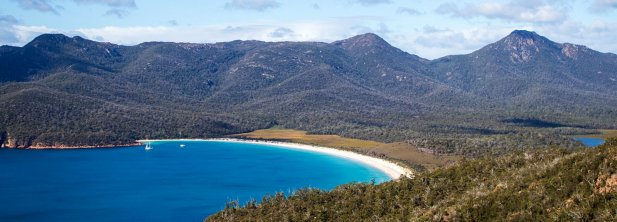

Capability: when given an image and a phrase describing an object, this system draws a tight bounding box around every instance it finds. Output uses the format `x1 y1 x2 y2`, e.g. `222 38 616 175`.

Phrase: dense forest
206 138 617 221
1 30 616 156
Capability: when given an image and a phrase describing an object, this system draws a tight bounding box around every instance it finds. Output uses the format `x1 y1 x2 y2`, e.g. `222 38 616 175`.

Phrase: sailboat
145 143 153 151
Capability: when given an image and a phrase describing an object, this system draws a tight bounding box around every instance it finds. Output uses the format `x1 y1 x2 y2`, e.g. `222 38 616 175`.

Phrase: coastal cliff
2 134 20 148
0 131 139 149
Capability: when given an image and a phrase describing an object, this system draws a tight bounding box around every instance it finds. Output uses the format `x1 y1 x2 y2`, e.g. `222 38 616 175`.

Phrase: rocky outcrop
0 131 5 148
0 133 32 148
5 136 16 148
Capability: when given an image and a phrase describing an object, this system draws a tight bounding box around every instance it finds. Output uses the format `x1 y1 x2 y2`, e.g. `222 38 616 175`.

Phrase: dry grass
575 129 617 139
233 129 460 170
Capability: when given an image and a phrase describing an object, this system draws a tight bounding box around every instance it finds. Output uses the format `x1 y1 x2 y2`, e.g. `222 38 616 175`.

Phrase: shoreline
23 143 142 149
138 138 413 180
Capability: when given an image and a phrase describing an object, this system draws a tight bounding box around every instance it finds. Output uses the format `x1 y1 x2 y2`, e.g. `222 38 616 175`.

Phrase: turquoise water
574 137 605 147
0 141 389 222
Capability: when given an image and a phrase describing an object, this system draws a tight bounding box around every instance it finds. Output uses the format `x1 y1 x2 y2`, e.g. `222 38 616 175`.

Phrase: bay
0 141 389 222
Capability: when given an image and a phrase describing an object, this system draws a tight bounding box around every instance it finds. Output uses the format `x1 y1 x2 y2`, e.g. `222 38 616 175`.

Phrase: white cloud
10 0 59 14
0 14 61 46
13 25 58 43
224 0 280 11
436 1 567 23
531 20 617 55
269 27 294 38
397 7 421 15
350 0 391 6
70 17 393 45
434 2 458 15
0 15 19 24
413 27 516 53
76 26 177 44
591 0 617 12
422 25 448 34
104 9 130 18
73 0 136 8
350 22 391 37
9 0 136 17
0 15 21 45
64 19 506 59
73 25 303 45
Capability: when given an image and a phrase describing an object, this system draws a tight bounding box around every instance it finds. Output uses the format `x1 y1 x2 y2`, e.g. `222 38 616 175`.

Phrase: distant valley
1 30 616 156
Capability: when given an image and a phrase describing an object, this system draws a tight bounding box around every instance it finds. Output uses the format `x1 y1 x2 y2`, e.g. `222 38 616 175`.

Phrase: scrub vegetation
206 138 617 221
234 128 460 170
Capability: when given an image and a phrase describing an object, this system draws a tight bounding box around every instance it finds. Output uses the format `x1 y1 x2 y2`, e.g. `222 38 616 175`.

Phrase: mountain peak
486 30 559 63
25 33 86 49
508 30 539 39
332 33 391 50
27 33 71 45
348 33 385 42
502 30 553 46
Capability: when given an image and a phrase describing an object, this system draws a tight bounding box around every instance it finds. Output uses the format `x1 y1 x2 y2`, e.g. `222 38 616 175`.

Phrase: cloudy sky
1 0 616 59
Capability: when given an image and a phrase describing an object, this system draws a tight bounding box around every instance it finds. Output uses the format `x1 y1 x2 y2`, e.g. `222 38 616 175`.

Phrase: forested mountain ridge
0 30 615 155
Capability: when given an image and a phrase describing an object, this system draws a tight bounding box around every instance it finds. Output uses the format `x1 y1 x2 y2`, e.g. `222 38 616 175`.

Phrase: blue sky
1 0 616 59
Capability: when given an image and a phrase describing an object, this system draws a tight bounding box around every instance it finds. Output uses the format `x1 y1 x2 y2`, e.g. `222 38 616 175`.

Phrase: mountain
332 33 477 107
1 30 616 155
0 34 131 82
206 138 617 221
429 30 617 110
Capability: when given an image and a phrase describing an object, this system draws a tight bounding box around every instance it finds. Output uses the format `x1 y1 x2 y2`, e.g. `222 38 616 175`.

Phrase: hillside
1 30 616 155
206 138 617 221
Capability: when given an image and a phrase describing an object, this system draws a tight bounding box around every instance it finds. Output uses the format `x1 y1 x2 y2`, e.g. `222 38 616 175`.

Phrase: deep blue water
574 137 605 147
0 141 389 222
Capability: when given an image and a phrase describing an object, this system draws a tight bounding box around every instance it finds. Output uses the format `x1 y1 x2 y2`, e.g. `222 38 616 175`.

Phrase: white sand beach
137 138 413 180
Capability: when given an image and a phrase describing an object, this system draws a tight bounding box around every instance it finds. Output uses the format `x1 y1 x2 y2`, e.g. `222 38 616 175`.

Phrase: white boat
179 144 185 148
145 143 153 150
